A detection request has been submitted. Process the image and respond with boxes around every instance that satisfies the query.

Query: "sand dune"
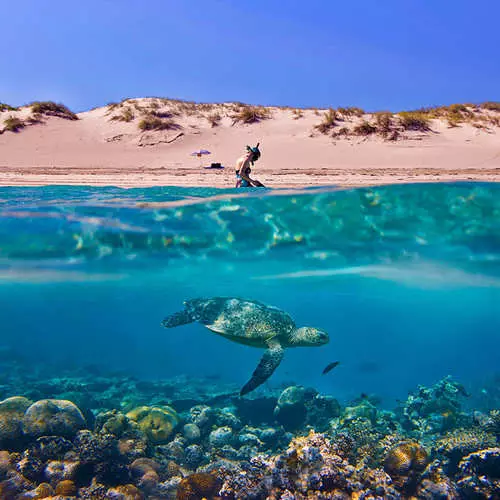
[1,99,499,188]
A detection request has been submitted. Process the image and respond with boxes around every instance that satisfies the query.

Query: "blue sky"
[1,0,499,112]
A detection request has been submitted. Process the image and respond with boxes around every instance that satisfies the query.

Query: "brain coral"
[126,405,179,445]
[0,396,32,445]
[22,399,86,438]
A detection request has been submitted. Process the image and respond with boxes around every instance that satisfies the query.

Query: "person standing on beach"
[235,143,265,188]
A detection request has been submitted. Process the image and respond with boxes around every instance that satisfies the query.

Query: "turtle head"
[291,327,329,347]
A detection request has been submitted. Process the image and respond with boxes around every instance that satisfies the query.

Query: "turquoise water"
[0,182,499,408]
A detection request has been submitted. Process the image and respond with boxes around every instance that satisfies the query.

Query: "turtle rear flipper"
[240,340,284,396]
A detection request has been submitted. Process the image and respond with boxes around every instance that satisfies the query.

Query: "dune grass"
[110,107,135,122]
[315,108,338,134]
[0,103,18,112]
[138,115,181,131]
[30,101,78,120]
[206,112,222,127]
[481,101,500,112]
[397,111,431,131]
[353,121,377,136]
[336,106,364,118]
[3,115,25,132]
[233,105,271,124]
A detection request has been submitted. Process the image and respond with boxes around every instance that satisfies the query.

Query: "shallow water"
[0,182,499,408]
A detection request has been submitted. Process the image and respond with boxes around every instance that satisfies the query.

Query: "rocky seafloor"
[0,352,499,499]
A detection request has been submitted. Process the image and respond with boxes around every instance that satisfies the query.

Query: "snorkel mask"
[246,142,261,163]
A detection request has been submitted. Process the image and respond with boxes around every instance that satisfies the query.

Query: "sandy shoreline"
[1,166,498,189]
[1,99,499,189]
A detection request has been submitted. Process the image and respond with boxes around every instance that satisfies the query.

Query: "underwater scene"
[0,182,499,499]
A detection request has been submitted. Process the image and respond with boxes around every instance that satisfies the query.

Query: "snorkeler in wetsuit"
[235,143,264,188]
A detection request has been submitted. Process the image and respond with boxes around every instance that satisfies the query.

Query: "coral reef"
[0,363,497,498]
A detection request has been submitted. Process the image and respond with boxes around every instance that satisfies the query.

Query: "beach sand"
[1,100,499,189]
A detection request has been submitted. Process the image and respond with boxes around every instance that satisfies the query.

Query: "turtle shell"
[187,297,295,346]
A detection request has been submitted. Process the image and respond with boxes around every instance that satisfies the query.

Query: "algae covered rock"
[22,399,86,438]
[0,396,32,445]
[126,405,179,444]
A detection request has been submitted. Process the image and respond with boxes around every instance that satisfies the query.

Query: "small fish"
[322,361,340,375]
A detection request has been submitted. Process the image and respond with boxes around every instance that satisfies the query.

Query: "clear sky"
[1,0,499,112]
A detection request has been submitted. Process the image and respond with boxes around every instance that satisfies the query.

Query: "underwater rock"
[117,437,147,462]
[238,432,262,448]
[184,444,205,469]
[126,405,179,445]
[16,449,43,482]
[418,461,459,499]
[21,482,55,499]
[306,393,341,431]
[233,395,277,425]
[398,376,467,433]
[176,472,220,500]
[188,405,214,430]
[158,437,186,462]
[384,440,429,493]
[0,450,12,477]
[74,429,118,464]
[342,400,377,425]
[456,447,500,498]
[208,426,235,448]
[130,457,160,492]
[436,428,497,475]
[214,408,242,430]
[273,386,308,431]
[0,477,23,500]
[182,423,201,443]
[78,479,108,499]
[22,399,86,438]
[94,460,130,486]
[0,396,32,447]
[95,410,136,437]
[482,409,500,437]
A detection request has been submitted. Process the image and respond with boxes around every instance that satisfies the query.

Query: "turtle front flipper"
[240,340,284,396]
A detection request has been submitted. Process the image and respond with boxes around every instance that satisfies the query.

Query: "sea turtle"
[161,297,329,396]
